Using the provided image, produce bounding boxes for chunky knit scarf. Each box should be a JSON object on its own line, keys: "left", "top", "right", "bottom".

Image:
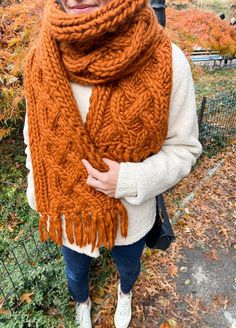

{"left": 24, "top": 0, "right": 172, "bottom": 252}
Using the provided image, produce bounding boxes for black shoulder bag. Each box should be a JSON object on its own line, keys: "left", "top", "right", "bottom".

{"left": 145, "top": 193, "right": 176, "bottom": 250}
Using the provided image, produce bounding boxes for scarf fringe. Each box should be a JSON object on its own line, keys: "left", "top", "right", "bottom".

{"left": 38, "top": 203, "right": 128, "bottom": 252}
{"left": 38, "top": 214, "right": 48, "bottom": 242}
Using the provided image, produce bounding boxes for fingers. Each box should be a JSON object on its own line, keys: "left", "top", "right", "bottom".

{"left": 81, "top": 159, "right": 106, "bottom": 181}
{"left": 87, "top": 176, "right": 111, "bottom": 195}
{"left": 81, "top": 158, "right": 118, "bottom": 198}
{"left": 87, "top": 175, "right": 104, "bottom": 190}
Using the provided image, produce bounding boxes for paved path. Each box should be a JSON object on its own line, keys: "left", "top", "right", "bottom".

{"left": 176, "top": 246, "right": 236, "bottom": 328}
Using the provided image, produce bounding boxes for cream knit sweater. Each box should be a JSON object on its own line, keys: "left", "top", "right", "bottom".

{"left": 23, "top": 43, "right": 202, "bottom": 258}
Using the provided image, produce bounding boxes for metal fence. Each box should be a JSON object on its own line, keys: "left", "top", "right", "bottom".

{"left": 198, "top": 91, "right": 236, "bottom": 148}
{"left": 0, "top": 228, "right": 62, "bottom": 313}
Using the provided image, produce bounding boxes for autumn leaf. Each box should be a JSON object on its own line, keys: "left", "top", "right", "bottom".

{"left": 0, "top": 308, "right": 11, "bottom": 315}
{"left": 158, "top": 297, "right": 170, "bottom": 307}
{"left": 203, "top": 249, "right": 220, "bottom": 261}
{"left": 14, "top": 228, "right": 25, "bottom": 241}
{"left": 97, "top": 287, "right": 105, "bottom": 297}
{"left": 92, "top": 296, "right": 104, "bottom": 305}
{"left": 8, "top": 36, "right": 21, "bottom": 47}
{"left": 167, "top": 319, "right": 178, "bottom": 328}
{"left": 20, "top": 292, "right": 34, "bottom": 304}
{"left": 145, "top": 248, "right": 152, "bottom": 257}
{"left": 45, "top": 307, "right": 60, "bottom": 316}
{"left": 167, "top": 264, "right": 178, "bottom": 276}
{"left": 176, "top": 219, "right": 188, "bottom": 226}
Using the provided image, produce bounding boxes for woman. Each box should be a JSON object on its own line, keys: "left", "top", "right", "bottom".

{"left": 23, "top": 0, "right": 202, "bottom": 327}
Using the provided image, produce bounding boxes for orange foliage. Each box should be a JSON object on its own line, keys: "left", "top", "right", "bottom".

{"left": 166, "top": 7, "right": 236, "bottom": 56}
{"left": 0, "top": 0, "right": 44, "bottom": 138}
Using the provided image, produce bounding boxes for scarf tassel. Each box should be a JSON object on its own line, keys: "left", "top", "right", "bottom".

{"left": 39, "top": 202, "right": 128, "bottom": 250}
{"left": 115, "top": 202, "right": 128, "bottom": 237}
{"left": 64, "top": 214, "right": 75, "bottom": 244}
{"left": 38, "top": 213, "right": 49, "bottom": 242}
{"left": 74, "top": 214, "right": 83, "bottom": 247}
{"left": 48, "top": 213, "right": 63, "bottom": 246}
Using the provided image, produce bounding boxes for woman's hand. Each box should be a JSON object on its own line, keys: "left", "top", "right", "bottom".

{"left": 81, "top": 158, "right": 120, "bottom": 197}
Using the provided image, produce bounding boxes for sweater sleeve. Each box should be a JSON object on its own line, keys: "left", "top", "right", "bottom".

{"left": 114, "top": 43, "right": 203, "bottom": 205}
{"left": 23, "top": 108, "right": 37, "bottom": 211}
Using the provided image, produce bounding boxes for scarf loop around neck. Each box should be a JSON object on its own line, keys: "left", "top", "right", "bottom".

{"left": 24, "top": 0, "right": 172, "bottom": 252}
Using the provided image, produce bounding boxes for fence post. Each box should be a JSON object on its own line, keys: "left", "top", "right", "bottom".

{"left": 151, "top": 0, "right": 167, "bottom": 28}
{"left": 198, "top": 96, "right": 207, "bottom": 131}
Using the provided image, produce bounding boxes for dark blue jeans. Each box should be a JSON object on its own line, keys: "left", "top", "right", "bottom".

{"left": 61, "top": 234, "right": 147, "bottom": 303}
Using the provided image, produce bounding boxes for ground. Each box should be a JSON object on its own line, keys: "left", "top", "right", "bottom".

{"left": 88, "top": 143, "right": 236, "bottom": 328}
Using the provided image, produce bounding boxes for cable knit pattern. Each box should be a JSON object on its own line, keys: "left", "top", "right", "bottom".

{"left": 23, "top": 43, "right": 203, "bottom": 258}
{"left": 23, "top": 0, "right": 172, "bottom": 252}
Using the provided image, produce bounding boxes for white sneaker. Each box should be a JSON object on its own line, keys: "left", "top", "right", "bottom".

{"left": 114, "top": 282, "right": 132, "bottom": 328}
{"left": 75, "top": 297, "right": 92, "bottom": 328}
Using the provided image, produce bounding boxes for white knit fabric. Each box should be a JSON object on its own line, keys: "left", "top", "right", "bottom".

{"left": 23, "top": 43, "right": 202, "bottom": 258}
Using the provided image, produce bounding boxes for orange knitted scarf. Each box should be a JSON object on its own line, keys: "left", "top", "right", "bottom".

{"left": 24, "top": 0, "right": 172, "bottom": 252}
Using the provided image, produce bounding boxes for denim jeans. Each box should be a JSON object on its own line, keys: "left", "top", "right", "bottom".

{"left": 61, "top": 234, "right": 147, "bottom": 303}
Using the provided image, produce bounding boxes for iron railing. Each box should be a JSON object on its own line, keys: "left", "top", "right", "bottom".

{"left": 198, "top": 91, "right": 236, "bottom": 146}
{"left": 0, "top": 228, "right": 62, "bottom": 313}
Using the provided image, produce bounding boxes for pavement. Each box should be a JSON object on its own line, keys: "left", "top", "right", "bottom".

{"left": 176, "top": 246, "right": 236, "bottom": 328}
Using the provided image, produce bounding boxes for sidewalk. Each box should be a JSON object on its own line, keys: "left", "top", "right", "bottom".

{"left": 92, "top": 144, "right": 236, "bottom": 328}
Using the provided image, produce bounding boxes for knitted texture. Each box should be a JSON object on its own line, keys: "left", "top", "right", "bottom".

{"left": 23, "top": 0, "right": 172, "bottom": 252}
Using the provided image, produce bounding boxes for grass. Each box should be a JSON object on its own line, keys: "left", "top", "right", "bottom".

{"left": 194, "top": 68, "right": 236, "bottom": 103}
{"left": 0, "top": 123, "right": 38, "bottom": 253}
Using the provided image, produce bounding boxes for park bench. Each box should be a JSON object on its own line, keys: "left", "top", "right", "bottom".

{"left": 190, "top": 49, "right": 224, "bottom": 68}
{"left": 191, "top": 49, "right": 235, "bottom": 69}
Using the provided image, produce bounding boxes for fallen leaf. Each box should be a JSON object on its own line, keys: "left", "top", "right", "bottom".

{"left": 97, "top": 287, "right": 105, "bottom": 297}
{"left": 92, "top": 296, "right": 104, "bottom": 305}
{"left": 0, "top": 308, "right": 11, "bottom": 315}
{"left": 0, "top": 298, "right": 4, "bottom": 309}
{"left": 20, "top": 292, "right": 34, "bottom": 304}
{"left": 159, "top": 297, "right": 170, "bottom": 307}
{"left": 167, "top": 318, "right": 178, "bottom": 328}
{"left": 203, "top": 249, "right": 220, "bottom": 261}
{"left": 168, "top": 264, "right": 178, "bottom": 276}
{"left": 145, "top": 248, "right": 152, "bottom": 257}
{"left": 176, "top": 219, "right": 187, "bottom": 226}
{"left": 45, "top": 307, "right": 59, "bottom": 316}
{"left": 14, "top": 229, "right": 25, "bottom": 241}
{"left": 184, "top": 279, "right": 191, "bottom": 285}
